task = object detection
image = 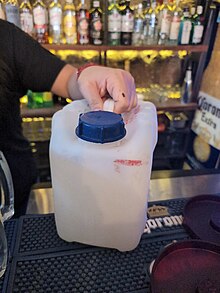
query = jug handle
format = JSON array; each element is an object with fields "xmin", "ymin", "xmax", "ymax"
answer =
[{"xmin": 0, "ymin": 152, "xmax": 14, "ymax": 222}]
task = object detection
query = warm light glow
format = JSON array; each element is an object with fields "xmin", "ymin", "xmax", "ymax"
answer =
[{"xmin": 51, "ymin": 50, "xmax": 100, "ymax": 61}]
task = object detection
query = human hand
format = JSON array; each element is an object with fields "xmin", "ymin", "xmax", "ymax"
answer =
[{"xmin": 68, "ymin": 65, "xmax": 138, "ymax": 114}]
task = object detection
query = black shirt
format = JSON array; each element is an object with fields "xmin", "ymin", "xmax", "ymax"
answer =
[{"xmin": 0, "ymin": 19, "xmax": 66, "ymax": 154}]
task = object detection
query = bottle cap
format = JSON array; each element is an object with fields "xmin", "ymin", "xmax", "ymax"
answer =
[
  {"xmin": 76, "ymin": 111, "xmax": 126, "ymax": 143},
  {"xmin": 197, "ymin": 5, "xmax": 203, "ymax": 15},
  {"xmin": 93, "ymin": 1, "xmax": 100, "ymax": 7},
  {"xmin": 190, "ymin": 6, "xmax": 196, "ymax": 16}
]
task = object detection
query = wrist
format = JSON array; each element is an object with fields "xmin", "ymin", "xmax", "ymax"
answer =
[
  {"xmin": 76, "ymin": 63, "xmax": 97, "ymax": 80},
  {"xmin": 68, "ymin": 63, "xmax": 98, "ymax": 100},
  {"xmin": 67, "ymin": 68, "xmax": 82, "ymax": 101}
]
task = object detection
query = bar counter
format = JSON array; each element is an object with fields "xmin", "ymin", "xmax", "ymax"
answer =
[
  {"xmin": 2, "ymin": 169, "xmax": 220, "ymax": 293},
  {"xmin": 27, "ymin": 169, "xmax": 220, "ymax": 214}
]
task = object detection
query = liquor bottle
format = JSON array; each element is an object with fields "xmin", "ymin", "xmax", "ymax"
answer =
[
  {"xmin": 0, "ymin": 0, "xmax": 5, "ymax": 20},
  {"xmin": 167, "ymin": 0, "xmax": 175, "ymax": 12},
  {"xmin": 33, "ymin": 0, "xmax": 48, "ymax": 43},
  {"xmin": 77, "ymin": 0, "xmax": 89, "ymax": 45},
  {"xmin": 48, "ymin": 0, "xmax": 63, "ymax": 44},
  {"xmin": 89, "ymin": 0, "xmax": 103, "ymax": 45},
  {"xmin": 107, "ymin": 0, "xmax": 121, "ymax": 45},
  {"xmin": 142, "ymin": 0, "xmax": 151, "ymax": 45},
  {"xmin": 181, "ymin": 62, "xmax": 192, "ymax": 104},
  {"xmin": 168, "ymin": 0, "xmax": 182, "ymax": 44},
  {"xmin": 45, "ymin": 2, "xmax": 49, "ymax": 36},
  {"xmin": 191, "ymin": 5, "xmax": 204, "ymax": 45},
  {"xmin": 63, "ymin": 0, "xmax": 77, "ymax": 44},
  {"xmin": 5, "ymin": 0, "xmax": 21, "ymax": 28},
  {"xmin": 19, "ymin": 0, "xmax": 34, "ymax": 36},
  {"xmin": 178, "ymin": 6, "xmax": 192, "ymax": 45},
  {"xmin": 145, "ymin": 1, "xmax": 158, "ymax": 45},
  {"xmin": 190, "ymin": 5, "xmax": 196, "ymax": 18},
  {"xmin": 158, "ymin": 0, "xmax": 172, "ymax": 44},
  {"xmin": 132, "ymin": 3, "xmax": 144, "ymax": 45},
  {"xmin": 120, "ymin": 0, "xmax": 134, "ymax": 45}
]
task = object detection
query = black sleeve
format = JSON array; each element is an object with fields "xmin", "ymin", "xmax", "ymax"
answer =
[{"xmin": 11, "ymin": 24, "xmax": 66, "ymax": 92}]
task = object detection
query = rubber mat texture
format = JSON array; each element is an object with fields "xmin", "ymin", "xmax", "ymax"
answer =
[{"xmin": 2, "ymin": 198, "xmax": 189, "ymax": 293}]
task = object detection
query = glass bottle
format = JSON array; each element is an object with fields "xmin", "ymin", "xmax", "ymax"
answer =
[
  {"xmin": 33, "ymin": 0, "xmax": 48, "ymax": 43},
  {"xmin": 48, "ymin": 0, "xmax": 62, "ymax": 44},
  {"xmin": 19, "ymin": 0, "xmax": 34, "ymax": 36},
  {"xmin": 77, "ymin": 0, "xmax": 89, "ymax": 45},
  {"xmin": 5, "ymin": 0, "xmax": 21, "ymax": 28},
  {"xmin": 0, "ymin": 0, "xmax": 5, "ymax": 20},
  {"xmin": 107, "ymin": 0, "xmax": 121, "ymax": 45},
  {"xmin": 191, "ymin": 5, "xmax": 204, "ymax": 45},
  {"xmin": 120, "ymin": 0, "xmax": 134, "ymax": 45},
  {"xmin": 181, "ymin": 62, "xmax": 192, "ymax": 104},
  {"xmin": 142, "ymin": 0, "xmax": 151, "ymax": 45},
  {"xmin": 63, "ymin": 0, "xmax": 77, "ymax": 44},
  {"xmin": 89, "ymin": 0, "xmax": 103, "ymax": 45},
  {"xmin": 158, "ymin": 0, "xmax": 172, "ymax": 44},
  {"xmin": 168, "ymin": 0, "xmax": 182, "ymax": 45},
  {"xmin": 145, "ymin": 0, "xmax": 158, "ymax": 45},
  {"xmin": 178, "ymin": 6, "xmax": 192, "ymax": 45},
  {"xmin": 132, "ymin": 3, "xmax": 144, "ymax": 46}
]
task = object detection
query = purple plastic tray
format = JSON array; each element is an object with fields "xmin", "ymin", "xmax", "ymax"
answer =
[
  {"xmin": 150, "ymin": 239, "xmax": 220, "ymax": 293},
  {"xmin": 183, "ymin": 194, "xmax": 220, "ymax": 245}
]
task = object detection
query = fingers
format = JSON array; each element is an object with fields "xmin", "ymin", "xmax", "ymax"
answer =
[
  {"xmin": 79, "ymin": 82, "xmax": 104, "ymax": 111},
  {"xmin": 107, "ymin": 69, "xmax": 138, "ymax": 114},
  {"xmin": 77, "ymin": 66, "xmax": 137, "ymax": 113}
]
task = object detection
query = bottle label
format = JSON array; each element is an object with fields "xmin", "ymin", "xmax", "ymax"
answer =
[
  {"xmin": 180, "ymin": 20, "xmax": 192, "ymax": 44},
  {"xmin": 49, "ymin": 7, "xmax": 62, "ymax": 26},
  {"xmin": 90, "ymin": 17, "xmax": 102, "ymax": 44},
  {"xmin": 20, "ymin": 12, "xmax": 34, "ymax": 34},
  {"xmin": 91, "ymin": 18, "xmax": 102, "ymax": 32},
  {"xmin": 169, "ymin": 19, "xmax": 180, "ymax": 40},
  {"xmin": 192, "ymin": 25, "xmax": 204, "ymax": 44},
  {"xmin": 160, "ymin": 12, "xmax": 171, "ymax": 35},
  {"xmin": 109, "ymin": 31, "xmax": 120, "ymax": 40},
  {"xmin": 108, "ymin": 11, "xmax": 121, "ymax": 32},
  {"xmin": 149, "ymin": 14, "xmax": 157, "ymax": 29},
  {"xmin": 33, "ymin": 6, "xmax": 46, "ymax": 26},
  {"xmin": 5, "ymin": 4, "xmax": 20, "ymax": 27},
  {"xmin": 77, "ymin": 16, "xmax": 89, "ymax": 44},
  {"xmin": 133, "ymin": 18, "xmax": 144, "ymax": 33},
  {"xmin": 63, "ymin": 14, "xmax": 76, "ymax": 36},
  {"xmin": 0, "ymin": 6, "xmax": 5, "ymax": 20},
  {"xmin": 121, "ymin": 14, "xmax": 134, "ymax": 32}
]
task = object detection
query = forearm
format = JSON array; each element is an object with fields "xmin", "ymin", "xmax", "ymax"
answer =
[{"xmin": 51, "ymin": 64, "xmax": 77, "ymax": 98}]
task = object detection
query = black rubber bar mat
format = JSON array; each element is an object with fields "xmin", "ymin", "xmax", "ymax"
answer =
[
  {"xmin": 7, "ymin": 233, "xmax": 189, "ymax": 293},
  {"xmin": 14, "ymin": 198, "xmax": 188, "ymax": 257}
]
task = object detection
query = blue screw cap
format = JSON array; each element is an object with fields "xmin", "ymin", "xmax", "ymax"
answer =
[{"xmin": 75, "ymin": 111, "xmax": 126, "ymax": 143}]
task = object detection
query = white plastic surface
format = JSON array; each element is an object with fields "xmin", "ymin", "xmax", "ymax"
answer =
[{"xmin": 50, "ymin": 99, "xmax": 157, "ymax": 251}]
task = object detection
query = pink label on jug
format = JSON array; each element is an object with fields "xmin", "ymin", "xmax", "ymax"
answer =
[{"xmin": 114, "ymin": 159, "xmax": 142, "ymax": 166}]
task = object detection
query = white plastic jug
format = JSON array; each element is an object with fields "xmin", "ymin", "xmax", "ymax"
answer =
[{"xmin": 50, "ymin": 99, "xmax": 157, "ymax": 251}]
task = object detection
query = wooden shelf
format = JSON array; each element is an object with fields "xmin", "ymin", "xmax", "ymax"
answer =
[
  {"xmin": 154, "ymin": 100, "xmax": 197, "ymax": 112},
  {"xmin": 42, "ymin": 44, "xmax": 208, "ymax": 53},
  {"xmin": 21, "ymin": 100, "xmax": 197, "ymax": 118}
]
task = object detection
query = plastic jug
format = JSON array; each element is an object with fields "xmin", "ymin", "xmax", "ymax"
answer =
[{"xmin": 50, "ymin": 99, "xmax": 157, "ymax": 251}]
